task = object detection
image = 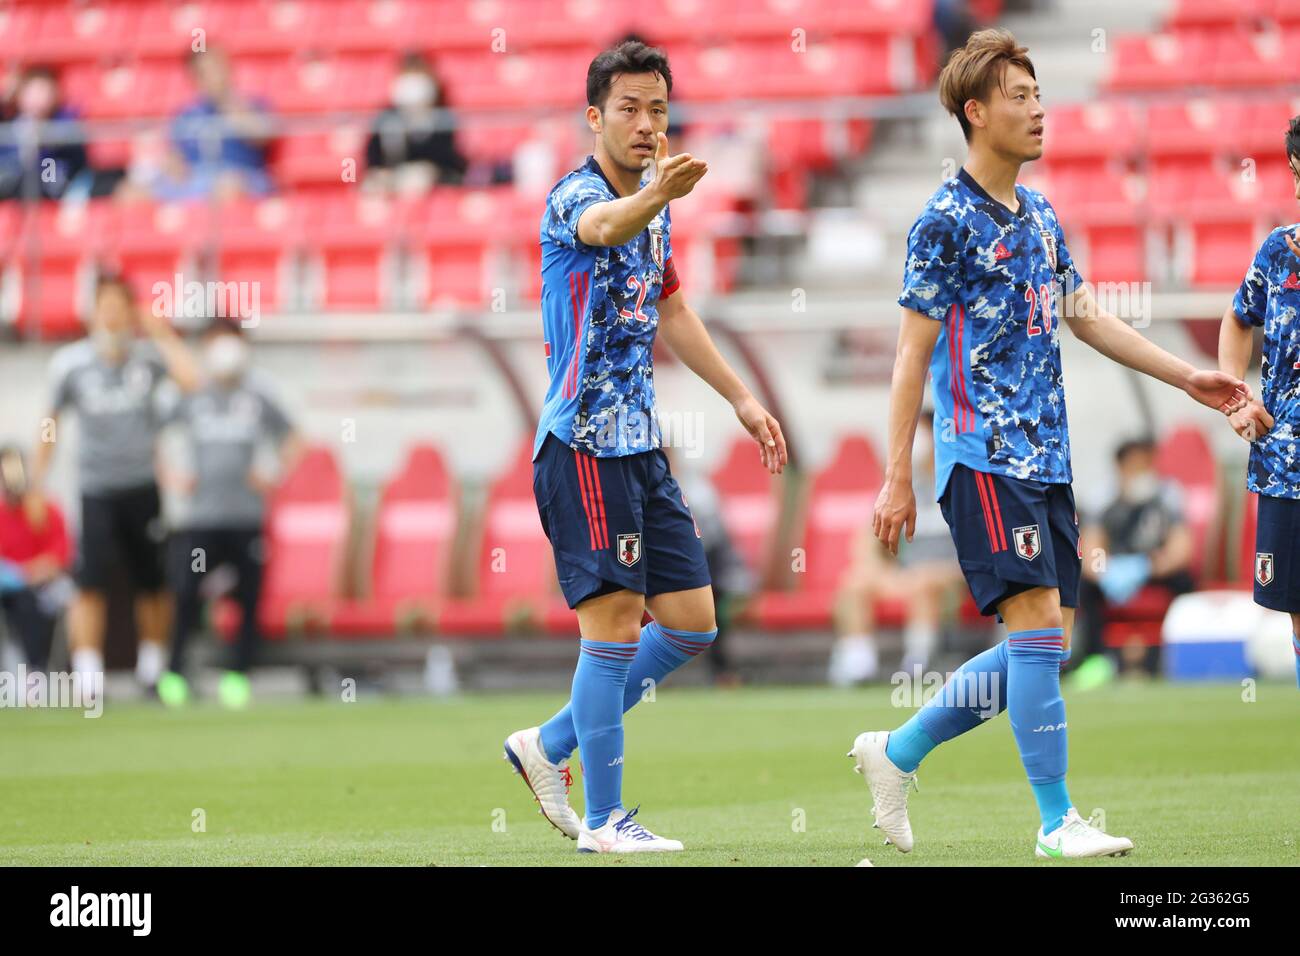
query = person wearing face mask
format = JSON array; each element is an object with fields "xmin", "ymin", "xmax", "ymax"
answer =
[
  {"xmin": 1073, "ymin": 437, "xmax": 1196, "ymax": 683},
  {"xmin": 0, "ymin": 65, "xmax": 89, "ymax": 201},
  {"xmin": 830, "ymin": 409, "xmax": 968, "ymax": 685},
  {"xmin": 29, "ymin": 275, "xmax": 201, "ymax": 701},
  {"xmin": 0, "ymin": 445, "xmax": 73, "ymax": 676},
  {"xmin": 154, "ymin": 318, "xmax": 301, "ymax": 710},
  {"xmin": 364, "ymin": 52, "xmax": 468, "ymax": 194}
]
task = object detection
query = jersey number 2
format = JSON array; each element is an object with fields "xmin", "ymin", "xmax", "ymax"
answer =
[{"xmin": 1025, "ymin": 283, "xmax": 1053, "ymax": 337}]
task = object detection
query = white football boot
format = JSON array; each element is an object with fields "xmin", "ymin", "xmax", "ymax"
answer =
[
  {"xmin": 848, "ymin": 731, "xmax": 917, "ymax": 853},
  {"xmin": 503, "ymin": 727, "xmax": 580, "ymax": 839},
  {"xmin": 1034, "ymin": 808, "xmax": 1134, "ymax": 859},
  {"xmin": 577, "ymin": 807, "xmax": 684, "ymax": 854}
]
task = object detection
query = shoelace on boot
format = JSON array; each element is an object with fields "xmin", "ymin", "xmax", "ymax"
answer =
[{"xmin": 612, "ymin": 806, "xmax": 656, "ymax": 841}]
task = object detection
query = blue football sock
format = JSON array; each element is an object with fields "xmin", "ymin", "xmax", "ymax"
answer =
[
  {"xmin": 1293, "ymin": 635, "xmax": 1299, "ymax": 689},
  {"xmin": 1007, "ymin": 628, "xmax": 1072, "ymax": 835},
  {"xmin": 887, "ymin": 639, "xmax": 1009, "ymax": 773},
  {"xmin": 568, "ymin": 638, "xmax": 637, "ymax": 829},
  {"xmin": 539, "ymin": 622, "xmax": 717, "ymax": 764}
]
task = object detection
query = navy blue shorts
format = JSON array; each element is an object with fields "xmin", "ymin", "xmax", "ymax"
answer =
[
  {"xmin": 939, "ymin": 464, "xmax": 1082, "ymax": 617},
  {"xmin": 1253, "ymin": 492, "xmax": 1300, "ymax": 613},
  {"xmin": 533, "ymin": 433, "xmax": 712, "ymax": 608}
]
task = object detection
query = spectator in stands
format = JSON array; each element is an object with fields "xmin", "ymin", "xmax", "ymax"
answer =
[
  {"xmin": 829, "ymin": 410, "xmax": 967, "ymax": 684},
  {"xmin": 155, "ymin": 317, "xmax": 301, "ymax": 710},
  {"xmin": 1073, "ymin": 437, "xmax": 1196, "ymax": 685},
  {"xmin": 365, "ymin": 52, "xmax": 467, "ymax": 193},
  {"xmin": 0, "ymin": 445, "xmax": 73, "ymax": 675},
  {"xmin": 30, "ymin": 274, "xmax": 201, "ymax": 700},
  {"xmin": 162, "ymin": 47, "xmax": 274, "ymax": 201},
  {"xmin": 0, "ymin": 65, "xmax": 88, "ymax": 201}
]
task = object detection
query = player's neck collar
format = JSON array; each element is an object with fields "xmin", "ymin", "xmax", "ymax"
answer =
[
  {"xmin": 957, "ymin": 167, "xmax": 1027, "ymax": 223},
  {"xmin": 584, "ymin": 154, "xmax": 626, "ymax": 196}
]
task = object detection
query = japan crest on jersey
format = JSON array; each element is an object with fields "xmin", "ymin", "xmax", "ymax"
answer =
[
  {"xmin": 649, "ymin": 222, "xmax": 665, "ymax": 270},
  {"xmin": 1032, "ymin": 211, "xmax": 1056, "ymax": 271}
]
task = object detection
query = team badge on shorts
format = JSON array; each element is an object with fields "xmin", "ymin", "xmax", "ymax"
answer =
[
  {"xmin": 617, "ymin": 533, "xmax": 642, "ymax": 567},
  {"xmin": 1013, "ymin": 524, "xmax": 1041, "ymax": 561},
  {"xmin": 1255, "ymin": 552, "xmax": 1274, "ymax": 587}
]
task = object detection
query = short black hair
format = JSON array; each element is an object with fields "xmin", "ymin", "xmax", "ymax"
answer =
[
  {"xmin": 586, "ymin": 40, "xmax": 672, "ymax": 111},
  {"xmin": 1286, "ymin": 114, "xmax": 1300, "ymax": 165},
  {"xmin": 1114, "ymin": 436, "xmax": 1157, "ymax": 464},
  {"xmin": 95, "ymin": 272, "xmax": 135, "ymax": 304}
]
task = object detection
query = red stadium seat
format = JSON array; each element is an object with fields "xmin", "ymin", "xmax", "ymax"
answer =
[
  {"xmin": 1106, "ymin": 33, "xmax": 1207, "ymax": 91},
  {"xmin": 1167, "ymin": 0, "xmax": 1270, "ymax": 29},
  {"xmin": 750, "ymin": 435, "xmax": 882, "ymax": 630},
  {"xmin": 300, "ymin": 192, "xmax": 396, "ymax": 310},
  {"xmin": 335, "ymin": 443, "xmax": 459, "ymax": 634},
  {"xmin": 440, "ymin": 440, "xmax": 565, "ymax": 635},
  {"xmin": 1238, "ymin": 489, "xmax": 1259, "ymax": 586},
  {"xmin": 709, "ymin": 435, "xmax": 784, "ymax": 588},
  {"xmin": 264, "ymin": 52, "xmax": 391, "ymax": 114},
  {"xmin": 1188, "ymin": 219, "xmax": 1258, "ymax": 288},
  {"xmin": 1155, "ymin": 424, "xmax": 1222, "ymax": 579},
  {"xmin": 1043, "ymin": 101, "xmax": 1141, "ymax": 164},
  {"xmin": 209, "ymin": 197, "xmax": 303, "ymax": 314},
  {"xmin": 1145, "ymin": 98, "xmax": 1251, "ymax": 161},
  {"xmin": 259, "ymin": 445, "xmax": 351, "ymax": 635},
  {"xmin": 62, "ymin": 58, "xmax": 188, "ymax": 119},
  {"xmin": 270, "ymin": 126, "xmax": 368, "ymax": 190}
]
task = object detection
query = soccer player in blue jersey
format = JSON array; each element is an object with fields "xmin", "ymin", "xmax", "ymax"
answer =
[
  {"xmin": 503, "ymin": 40, "xmax": 788, "ymax": 854},
  {"xmin": 1217, "ymin": 114, "xmax": 1300, "ymax": 688},
  {"xmin": 858, "ymin": 30, "xmax": 1251, "ymax": 859}
]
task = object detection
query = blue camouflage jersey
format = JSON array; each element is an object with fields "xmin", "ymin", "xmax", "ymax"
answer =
[
  {"xmin": 533, "ymin": 156, "xmax": 680, "ymax": 460},
  {"xmin": 899, "ymin": 168, "xmax": 1083, "ymax": 500},
  {"xmin": 1231, "ymin": 225, "xmax": 1300, "ymax": 499}
]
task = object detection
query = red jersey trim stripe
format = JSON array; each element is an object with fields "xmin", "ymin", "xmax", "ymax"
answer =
[
  {"xmin": 949, "ymin": 304, "xmax": 976, "ymax": 434},
  {"xmin": 576, "ymin": 452, "xmax": 608, "ymax": 549},
  {"xmin": 565, "ymin": 271, "xmax": 590, "ymax": 400},
  {"xmin": 573, "ymin": 448, "xmax": 599, "ymax": 550},
  {"xmin": 974, "ymin": 468, "xmax": 1002, "ymax": 552}
]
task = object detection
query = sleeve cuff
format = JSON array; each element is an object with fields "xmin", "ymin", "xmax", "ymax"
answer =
[{"xmin": 660, "ymin": 255, "xmax": 680, "ymax": 298}]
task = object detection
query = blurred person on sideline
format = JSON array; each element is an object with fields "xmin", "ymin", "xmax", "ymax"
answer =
[
  {"xmin": 670, "ymin": 454, "xmax": 754, "ymax": 686},
  {"xmin": 829, "ymin": 410, "xmax": 967, "ymax": 685},
  {"xmin": 0, "ymin": 445, "xmax": 74, "ymax": 676},
  {"xmin": 155, "ymin": 47, "xmax": 274, "ymax": 201},
  {"xmin": 0, "ymin": 65, "xmax": 88, "ymax": 201},
  {"xmin": 1072, "ymin": 437, "xmax": 1195, "ymax": 686},
  {"xmin": 29, "ymin": 275, "xmax": 201, "ymax": 699},
  {"xmin": 155, "ymin": 317, "xmax": 301, "ymax": 710},
  {"xmin": 365, "ymin": 52, "xmax": 467, "ymax": 193}
]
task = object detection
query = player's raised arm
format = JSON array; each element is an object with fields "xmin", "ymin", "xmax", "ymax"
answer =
[
  {"xmin": 657, "ymin": 291, "xmax": 786, "ymax": 474},
  {"xmin": 872, "ymin": 307, "xmax": 941, "ymax": 555},
  {"xmin": 1062, "ymin": 282, "xmax": 1250, "ymax": 416},
  {"xmin": 576, "ymin": 133, "xmax": 706, "ymax": 247}
]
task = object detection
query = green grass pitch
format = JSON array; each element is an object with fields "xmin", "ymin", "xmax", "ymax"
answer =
[{"xmin": 2, "ymin": 682, "xmax": 1297, "ymax": 866}]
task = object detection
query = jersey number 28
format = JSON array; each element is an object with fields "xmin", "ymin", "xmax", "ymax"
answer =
[{"xmin": 1025, "ymin": 283, "xmax": 1054, "ymax": 337}]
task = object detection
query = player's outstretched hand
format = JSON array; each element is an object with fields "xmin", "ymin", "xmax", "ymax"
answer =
[
  {"xmin": 733, "ymin": 394, "xmax": 787, "ymax": 475},
  {"xmin": 649, "ymin": 132, "xmax": 707, "ymax": 202},
  {"xmin": 1228, "ymin": 400, "xmax": 1274, "ymax": 442},
  {"xmin": 1184, "ymin": 369, "xmax": 1250, "ymax": 416},
  {"xmin": 872, "ymin": 479, "xmax": 916, "ymax": 556}
]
